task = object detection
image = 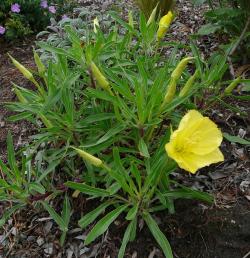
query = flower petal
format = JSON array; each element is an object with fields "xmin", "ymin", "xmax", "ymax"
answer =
[
  {"xmin": 176, "ymin": 148, "xmax": 224, "ymax": 174},
  {"xmin": 177, "ymin": 110, "xmax": 203, "ymax": 132},
  {"xmin": 186, "ymin": 117, "xmax": 223, "ymax": 154}
]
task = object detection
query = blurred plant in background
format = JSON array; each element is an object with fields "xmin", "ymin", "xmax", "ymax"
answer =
[
  {"xmin": 0, "ymin": 0, "xmax": 75, "ymax": 40},
  {"xmin": 134, "ymin": 0, "xmax": 175, "ymax": 18},
  {"xmin": 194, "ymin": 0, "xmax": 250, "ymax": 64}
]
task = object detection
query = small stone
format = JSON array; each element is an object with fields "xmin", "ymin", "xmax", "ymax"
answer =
[
  {"xmin": 36, "ymin": 237, "xmax": 45, "ymax": 246},
  {"xmin": 44, "ymin": 243, "xmax": 53, "ymax": 254}
]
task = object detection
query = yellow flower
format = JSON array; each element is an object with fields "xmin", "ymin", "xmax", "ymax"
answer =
[
  {"xmin": 165, "ymin": 110, "xmax": 224, "ymax": 174},
  {"xmin": 157, "ymin": 10, "xmax": 174, "ymax": 41}
]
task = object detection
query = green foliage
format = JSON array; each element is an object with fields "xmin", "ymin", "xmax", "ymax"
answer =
[
  {"xmin": 2, "ymin": 9, "xmax": 231, "ymax": 256},
  {"xmin": 4, "ymin": 14, "xmax": 32, "ymax": 39},
  {"xmin": 195, "ymin": 0, "xmax": 250, "ymax": 59},
  {"xmin": 41, "ymin": 196, "xmax": 71, "ymax": 245},
  {"xmin": 0, "ymin": 0, "xmax": 75, "ymax": 41},
  {"xmin": 134, "ymin": 0, "xmax": 174, "ymax": 18},
  {"xmin": 0, "ymin": 133, "xmax": 45, "ymax": 225}
]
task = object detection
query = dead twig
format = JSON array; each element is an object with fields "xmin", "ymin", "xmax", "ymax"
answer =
[
  {"xmin": 227, "ymin": 16, "xmax": 250, "ymax": 79},
  {"xmin": 243, "ymin": 251, "xmax": 250, "ymax": 258},
  {"xmin": 229, "ymin": 17, "xmax": 250, "ymax": 57}
]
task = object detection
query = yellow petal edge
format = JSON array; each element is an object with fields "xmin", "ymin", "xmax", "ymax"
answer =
[{"xmin": 165, "ymin": 110, "xmax": 224, "ymax": 174}]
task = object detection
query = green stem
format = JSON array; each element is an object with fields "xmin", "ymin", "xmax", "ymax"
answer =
[
  {"xmin": 207, "ymin": 0, "xmax": 214, "ymax": 10},
  {"xmin": 146, "ymin": 168, "xmax": 166, "ymax": 201}
]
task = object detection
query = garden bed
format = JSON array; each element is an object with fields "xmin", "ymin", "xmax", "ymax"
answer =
[{"xmin": 0, "ymin": 0, "xmax": 250, "ymax": 257}]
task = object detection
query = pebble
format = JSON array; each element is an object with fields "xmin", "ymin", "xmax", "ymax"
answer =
[
  {"xmin": 36, "ymin": 236, "xmax": 45, "ymax": 246},
  {"xmin": 44, "ymin": 243, "xmax": 54, "ymax": 255}
]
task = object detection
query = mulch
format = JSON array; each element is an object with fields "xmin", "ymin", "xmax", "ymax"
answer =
[{"xmin": 0, "ymin": 0, "xmax": 250, "ymax": 257}]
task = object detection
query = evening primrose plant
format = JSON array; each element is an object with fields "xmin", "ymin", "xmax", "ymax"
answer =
[
  {"xmin": 66, "ymin": 110, "xmax": 223, "ymax": 257},
  {"xmin": 3, "ymin": 9, "xmax": 229, "ymax": 256}
]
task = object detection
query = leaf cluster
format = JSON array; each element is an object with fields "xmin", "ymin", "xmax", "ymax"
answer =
[{"xmin": 1, "ymin": 9, "xmax": 235, "ymax": 256}]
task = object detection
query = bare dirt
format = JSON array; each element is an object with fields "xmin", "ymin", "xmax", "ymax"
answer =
[{"xmin": 0, "ymin": 37, "xmax": 36, "ymax": 161}]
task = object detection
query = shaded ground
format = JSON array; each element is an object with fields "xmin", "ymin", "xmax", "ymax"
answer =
[
  {"xmin": 0, "ymin": 37, "xmax": 36, "ymax": 161},
  {"xmin": 1, "ymin": 199, "xmax": 249, "ymax": 257},
  {"xmin": 0, "ymin": 0, "xmax": 250, "ymax": 257}
]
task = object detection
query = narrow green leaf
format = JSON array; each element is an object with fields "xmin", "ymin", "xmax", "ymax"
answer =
[
  {"xmin": 223, "ymin": 133, "xmax": 250, "ymax": 145},
  {"xmin": 62, "ymin": 195, "xmax": 71, "ymax": 227},
  {"xmin": 0, "ymin": 204, "xmax": 23, "ymax": 227},
  {"xmin": 131, "ymin": 164, "xmax": 142, "ymax": 191},
  {"xmin": 118, "ymin": 219, "xmax": 136, "ymax": 258},
  {"xmin": 85, "ymin": 204, "xmax": 128, "ymax": 245},
  {"xmin": 7, "ymin": 132, "xmax": 21, "ymax": 184},
  {"xmin": 7, "ymin": 112, "xmax": 33, "ymax": 122},
  {"xmin": 138, "ymin": 138, "xmax": 150, "ymax": 158},
  {"xmin": 96, "ymin": 124, "xmax": 125, "ymax": 144},
  {"xmin": 41, "ymin": 202, "xmax": 68, "ymax": 231},
  {"xmin": 65, "ymin": 181, "xmax": 110, "ymax": 197},
  {"xmin": 125, "ymin": 204, "xmax": 138, "ymax": 220},
  {"xmin": 143, "ymin": 212, "xmax": 173, "ymax": 258},
  {"xmin": 78, "ymin": 201, "xmax": 111, "ymax": 229},
  {"xmin": 79, "ymin": 113, "xmax": 115, "ymax": 125},
  {"xmin": 29, "ymin": 183, "xmax": 46, "ymax": 194},
  {"xmin": 0, "ymin": 179, "xmax": 9, "ymax": 188},
  {"xmin": 0, "ymin": 159, "xmax": 13, "ymax": 180}
]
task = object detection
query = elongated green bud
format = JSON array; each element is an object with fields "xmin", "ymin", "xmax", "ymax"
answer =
[
  {"xmin": 171, "ymin": 57, "xmax": 194, "ymax": 81},
  {"xmin": 164, "ymin": 78, "xmax": 177, "ymax": 104},
  {"xmin": 9, "ymin": 54, "xmax": 44, "ymax": 95},
  {"xmin": 146, "ymin": 3, "xmax": 158, "ymax": 26},
  {"xmin": 33, "ymin": 50, "xmax": 46, "ymax": 75},
  {"xmin": 179, "ymin": 70, "xmax": 199, "ymax": 97},
  {"xmin": 128, "ymin": 10, "xmax": 134, "ymax": 28},
  {"xmin": 72, "ymin": 147, "xmax": 103, "ymax": 167},
  {"xmin": 14, "ymin": 87, "xmax": 27, "ymax": 104},
  {"xmin": 224, "ymin": 77, "xmax": 241, "ymax": 94},
  {"xmin": 90, "ymin": 62, "xmax": 110, "ymax": 91},
  {"xmin": 9, "ymin": 54, "xmax": 34, "ymax": 81},
  {"xmin": 40, "ymin": 114, "xmax": 53, "ymax": 129},
  {"xmin": 93, "ymin": 17, "xmax": 100, "ymax": 33}
]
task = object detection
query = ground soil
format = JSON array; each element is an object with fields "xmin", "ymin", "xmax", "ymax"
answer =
[
  {"xmin": 0, "ymin": 37, "xmax": 36, "ymax": 161},
  {"xmin": 0, "ymin": 1, "xmax": 250, "ymax": 257}
]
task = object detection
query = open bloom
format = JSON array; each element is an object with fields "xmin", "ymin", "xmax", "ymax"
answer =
[
  {"xmin": 62, "ymin": 14, "xmax": 69, "ymax": 20},
  {"xmin": 0, "ymin": 26, "xmax": 6, "ymax": 35},
  {"xmin": 48, "ymin": 5, "xmax": 56, "ymax": 14},
  {"xmin": 165, "ymin": 110, "xmax": 224, "ymax": 174},
  {"xmin": 40, "ymin": 0, "xmax": 48, "ymax": 8},
  {"xmin": 11, "ymin": 3, "xmax": 21, "ymax": 13},
  {"xmin": 157, "ymin": 10, "xmax": 174, "ymax": 41}
]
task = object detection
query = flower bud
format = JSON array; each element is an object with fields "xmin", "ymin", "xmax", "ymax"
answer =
[
  {"xmin": 14, "ymin": 87, "xmax": 27, "ymax": 104},
  {"xmin": 90, "ymin": 62, "xmax": 110, "ymax": 91},
  {"xmin": 164, "ymin": 78, "xmax": 177, "ymax": 104},
  {"xmin": 224, "ymin": 77, "xmax": 241, "ymax": 94},
  {"xmin": 9, "ymin": 54, "xmax": 44, "ymax": 94},
  {"xmin": 179, "ymin": 70, "xmax": 199, "ymax": 97},
  {"xmin": 147, "ymin": 3, "xmax": 158, "ymax": 26},
  {"xmin": 157, "ymin": 10, "xmax": 174, "ymax": 41},
  {"xmin": 171, "ymin": 57, "xmax": 194, "ymax": 81},
  {"xmin": 9, "ymin": 54, "xmax": 34, "ymax": 81},
  {"xmin": 33, "ymin": 50, "xmax": 46, "ymax": 75},
  {"xmin": 128, "ymin": 10, "xmax": 134, "ymax": 28},
  {"xmin": 93, "ymin": 17, "xmax": 100, "ymax": 33},
  {"xmin": 72, "ymin": 147, "xmax": 103, "ymax": 167}
]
